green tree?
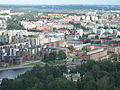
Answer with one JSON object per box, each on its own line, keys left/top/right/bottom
{"left": 29, "top": 82, "right": 44, "bottom": 90}
{"left": 96, "top": 76, "right": 109, "bottom": 90}
{"left": 84, "top": 39, "right": 93, "bottom": 44}
{"left": 58, "top": 50, "right": 67, "bottom": 60}
{"left": 84, "top": 80, "right": 97, "bottom": 90}
{"left": 7, "top": 19, "right": 25, "bottom": 30}
{"left": 48, "top": 78, "right": 77, "bottom": 90}
{"left": 82, "top": 46, "right": 91, "bottom": 51}
{"left": 95, "top": 35, "right": 99, "bottom": 39}
{"left": 42, "top": 53, "right": 49, "bottom": 62}
{"left": 68, "top": 46, "right": 74, "bottom": 52}
{"left": 49, "top": 52, "right": 57, "bottom": 61}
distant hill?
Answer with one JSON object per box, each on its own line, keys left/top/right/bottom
{"left": 0, "top": 5, "right": 120, "bottom": 10}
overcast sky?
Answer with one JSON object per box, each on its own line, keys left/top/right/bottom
{"left": 0, "top": 0, "right": 119, "bottom": 5}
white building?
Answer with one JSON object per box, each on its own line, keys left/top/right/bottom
{"left": 0, "top": 10, "right": 10, "bottom": 14}
{"left": 76, "top": 29, "right": 84, "bottom": 37}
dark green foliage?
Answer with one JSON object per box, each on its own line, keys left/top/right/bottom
{"left": 49, "top": 52, "right": 57, "bottom": 61}
{"left": 42, "top": 53, "right": 49, "bottom": 62}
{"left": 82, "top": 46, "right": 91, "bottom": 51}
{"left": 1, "top": 60, "right": 120, "bottom": 90}
{"left": 57, "top": 51, "right": 67, "bottom": 60}
{"left": 7, "top": 19, "right": 25, "bottom": 30}
{"left": 68, "top": 46, "right": 74, "bottom": 52}
{"left": 72, "top": 60, "right": 120, "bottom": 90}
{"left": 69, "top": 21, "right": 81, "bottom": 29}
{"left": 42, "top": 51, "right": 67, "bottom": 62}
{"left": 95, "top": 35, "right": 99, "bottom": 39}
{"left": 84, "top": 39, "right": 94, "bottom": 44}
{"left": 12, "top": 14, "right": 41, "bottom": 21}
{"left": 0, "top": 65, "right": 67, "bottom": 90}
{"left": 0, "top": 42, "right": 9, "bottom": 45}
{"left": 48, "top": 78, "right": 77, "bottom": 90}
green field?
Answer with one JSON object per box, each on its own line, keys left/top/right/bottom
{"left": 26, "top": 62, "right": 45, "bottom": 67}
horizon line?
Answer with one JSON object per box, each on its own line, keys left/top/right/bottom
{"left": 0, "top": 4, "right": 120, "bottom": 6}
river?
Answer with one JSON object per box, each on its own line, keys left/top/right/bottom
{"left": 0, "top": 67, "right": 32, "bottom": 80}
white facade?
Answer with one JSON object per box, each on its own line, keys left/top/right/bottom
{"left": 76, "top": 29, "right": 84, "bottom": 37}
{"left": 0, "top": 10, "right": 10, "bottom": 14}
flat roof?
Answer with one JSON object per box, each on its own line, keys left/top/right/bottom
{"left": 75, "top": 43, "right": 91, "bottom": 48}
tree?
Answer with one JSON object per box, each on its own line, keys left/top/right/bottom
{"left": 30, "top": 82, "right": 44, "bottom": 90}
{"left": 42, "top": 53, "right": 49, "bottom": 62}
{"left": 96, "top": 76, "right": 109, "bottom": 90}
{"left": 84, "top": 39, "right": 93, "bottom": 44}
{"left": 7, "top": 19, "right": 25, "bottom": 30}
{"left": 84, "top": 80, "right": 97, "bottom": 90}
{"left": 117, "top": 35, "right": 120, "bottom": 38}
{"left": 68, "top": 46, "right": 74, "bottom": 52}
{"left": 45, "top": 75, "right": 55, "bottom": 90}
{"left": 104, "top": 26, "right": 109, "bottom": 29}
{"left": 49, "top": 52, "right": 57, "bottom": 61}
{"left": 95, "top": 35, "right": 99, "bottom": 39}
{"left": 82, "top": 46, "right": 91, "bottom": 51}
{"left": 1, "top": 60, "right": 120, "bottom": 90}
{"left": 58, "top": 50, "right": 67, "bottom": 60}
{"left": 48, "top": 78, "right": 77, "bottom": 90}
{"left": 1, "top": 79, "right": 9, "bottom": 90}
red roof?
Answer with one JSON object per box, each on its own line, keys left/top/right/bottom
{"left": 100, "top": 14, "right": 109, "bottom": 17}
{"left": 53, "top": 22, "right": 59, "bottom": 24}
{"left": 59, "top": 29, "right": 68, "bottom": 32}
{"left": 67, "top": 35, "right": 76, "bottom": 38}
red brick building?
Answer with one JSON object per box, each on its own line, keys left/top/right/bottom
{"left": 80, "top": 48, "right": 108, "bottom": 60}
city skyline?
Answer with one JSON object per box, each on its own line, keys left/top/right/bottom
{"left": 0, "top": 0, "right": 119, "bottom": 5}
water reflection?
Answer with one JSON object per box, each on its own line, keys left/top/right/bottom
{"left": 0, "top": 67, "right": 32, "bottom": 79}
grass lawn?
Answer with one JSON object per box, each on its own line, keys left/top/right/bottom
{"left": 48, "top": 60, "right": 67, "bottom": 65}
{"left": 26, "top": 62, "right": 45, "bottom": 67}
{"left": 0, "top": 64, "right": 16, "bottom": 68}
{"left": 72, "top": 57, "right": 80, "bottom": 61}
